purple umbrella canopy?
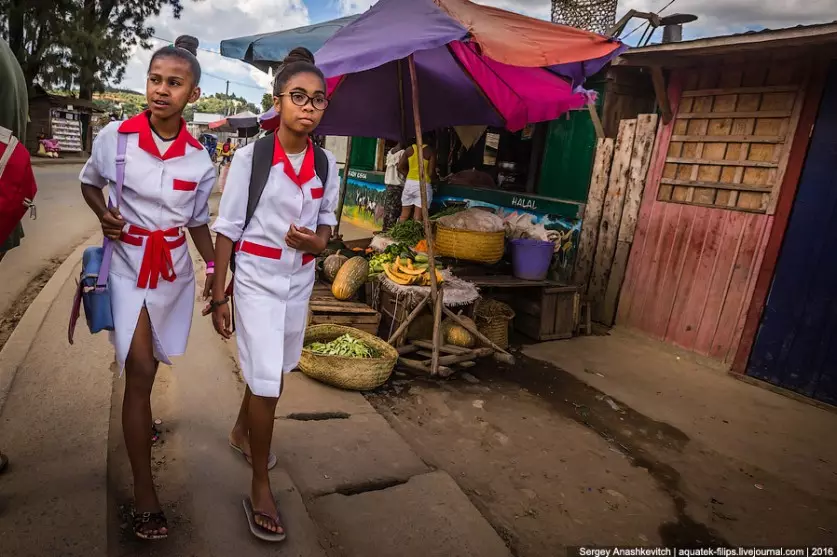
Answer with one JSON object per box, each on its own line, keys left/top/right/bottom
{"left": 308, "top": 0, "right": 625, "bottom": 139}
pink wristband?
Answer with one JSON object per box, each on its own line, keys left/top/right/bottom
{"left": 206, "top": 261, "right": 215, "bottom": 269}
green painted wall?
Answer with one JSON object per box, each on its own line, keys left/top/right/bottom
{"left": 349, "top": 136, "right": 378, "bottom": 171}
{"left": 537, "top": 82, "right": 605, "bottom": 203}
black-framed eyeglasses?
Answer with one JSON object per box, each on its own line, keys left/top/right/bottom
{"left": 279, "top": 92, "right": 329, "bottom": 111}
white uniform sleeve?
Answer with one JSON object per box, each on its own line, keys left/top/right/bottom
{"left": 317, "top": 152, "right": 340, "bottom": 228}
{"left": 187, "top": 164, "right": 216, "bottom": 228}
{"left": 211, "top": 146, "right": 251, "bottom": 242}
{"left": 78, "top": 127, "right": 110, "bottom": 188}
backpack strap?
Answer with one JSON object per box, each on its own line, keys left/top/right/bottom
{"left": 313, "top": 144, "right": 329, "bottom": 186}
{"left": 244, "top": 135, "right": 276, "bottom": 230}
{"left": 96, "top": 132, "right": 128, "bottom": 289}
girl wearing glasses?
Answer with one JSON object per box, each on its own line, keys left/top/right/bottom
{"left": 209, "top": 47, "right": 338, "bottom": 542}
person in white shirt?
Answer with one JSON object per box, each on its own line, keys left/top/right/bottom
{"left": 210, "top": 46, "right": 338, "bottom": 542}
{"left": 79, "top": 35, "right": 216, "bottom": 541}
{"left": 382, "top": 142, "right": 405, "bottom": 231}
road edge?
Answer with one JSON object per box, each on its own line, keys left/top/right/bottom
{"left": 0, "top": 234, "right": 96, "bottom": 413}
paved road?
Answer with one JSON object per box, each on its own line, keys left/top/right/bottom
{"left": 0, "top": 164, "right": 97, "bottom": 316}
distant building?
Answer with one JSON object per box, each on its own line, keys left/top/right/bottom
{"left": 188, "top": 112, "right": 225, "bottom": 138}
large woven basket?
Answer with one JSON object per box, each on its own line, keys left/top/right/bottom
{"left": 434, "top": 225, "right": 505, "bottom": 264}
{"left": 475, "top": 299, "right": 515, "bottom": 350}
{"left": 299, "top": 324, "right": 398, "bottom": 391}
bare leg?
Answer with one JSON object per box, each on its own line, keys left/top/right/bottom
{"left": 413, "top": 205, "right": 424, "bottom": 223}
{"left": 398, "top": 205, "right": 412, "bottom": 223}
{"left": 229, "top": 385, "right": 253, "bottom": 453}
{"left": 249, "top": 393, "right": 283, "bottom": 534}
{"left": 123, "top": 306, "right": 166, "bottom": 537}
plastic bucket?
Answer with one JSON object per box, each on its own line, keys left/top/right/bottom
{"left": 511, "top": 239, "right": 554, "bottom": 281}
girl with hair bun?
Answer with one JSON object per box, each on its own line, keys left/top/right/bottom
{"left": 210, "top": 46, "right": 338, "bottom": 542}
{"left": 79, "top": 34, "right": 216, "bottom": 541}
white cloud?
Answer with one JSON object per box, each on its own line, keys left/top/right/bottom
{"left": 336, "top": 0, "right": 376, "bottom": 14}
{"left": 617, "top": 0, "right": 836, "bottom": 40}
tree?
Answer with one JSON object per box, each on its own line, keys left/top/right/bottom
{"left": 0, "top": 0, "right": 71, "bottom": 88}
{"left": 261, "top": 93, "right": 273, "bottom": 113}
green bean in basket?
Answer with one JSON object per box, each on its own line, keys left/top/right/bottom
{"left": 306, "top": 334, "right": 379, "bottom": 358}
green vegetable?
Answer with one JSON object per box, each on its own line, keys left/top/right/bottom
{"left": 306, "top": 334, "right": 379, "bottom": 358}
{"left": 430, "top": 205, "right": 466, "bottom": 220}
{"left": 387, "top": 221, "right": 425, "bottom": 246}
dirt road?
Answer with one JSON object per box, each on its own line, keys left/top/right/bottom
{"left": 367, "top": 351, "right": 837, "bottom": 555}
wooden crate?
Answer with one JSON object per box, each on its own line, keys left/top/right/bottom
{"left": 308, "top": 283, "right": 381, "bottom": 336}
{"left": 460, "top": 275, "right": 579, "bottom": 342}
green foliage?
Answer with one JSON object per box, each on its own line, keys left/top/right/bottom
{"left": 261, "top": 93, "right": 273, "bottom": 112}
{"left": 1, "top": 0, "right": 184, "bottom": 99}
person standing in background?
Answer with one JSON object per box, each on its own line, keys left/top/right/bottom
{"left": 398, "top": 133, "right": 436, "bottom": 223}
{"left": 382, "top": 141, "right": 404, "bottom": 231}
{"left": 0, "top": 36, "right": 34, "bottom": 475}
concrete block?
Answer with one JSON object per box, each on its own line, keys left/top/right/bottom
{"left": 278, "top": 372, "right": 376, "bottom": 418}
{"left": 311, "top": 471, "right": 512, "bottom": 557}
{"left": 275, "top": 413, "right": 428, "bottom": 497}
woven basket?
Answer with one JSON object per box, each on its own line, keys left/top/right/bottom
{"left": 475, "top": 299, "right": 515, "bottom": 350}
{"left": 299, "top": 324, "right": 398, "bottom": 391}
{"left": 434, "top": 225, "right": 505, "bottom": 264}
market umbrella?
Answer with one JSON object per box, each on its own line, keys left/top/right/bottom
{"left": 308, "top": 0, "right": 626, "bottom": 374}
{"left": 209, "top": 111, "right": 261, "bottom": 137}
{"left": 220, "top": 16, "right": 360, "bottom": 72}
{"left": 313, "top": 0, "right": 626, "bottom": 140}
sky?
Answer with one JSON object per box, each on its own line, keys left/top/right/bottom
{"left": 117, "top": 0, "right": 836, "bottom": 107}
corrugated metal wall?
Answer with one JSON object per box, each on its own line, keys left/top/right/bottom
{"left": 617, "top": 63, "right": 809, "bottom": 364}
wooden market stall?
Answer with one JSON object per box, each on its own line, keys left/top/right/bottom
{"left": 27, "top": 86, "right": 103, "bottom": 155}
{"left": 588, "top": 23, "right": 837, "bottom": 388}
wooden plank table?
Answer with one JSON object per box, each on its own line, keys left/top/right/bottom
{"left": 308, "top": 283, "right": 381, "bottom": 335}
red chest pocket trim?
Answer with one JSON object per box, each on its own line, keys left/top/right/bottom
{"left": 302, "top": 254, "right": 315, "bottom": 265}
{"left": 310, "top": 187, "right": 324, "bottom": 200}
{"left": 173, "top": 179, "right": 198, "bottom": 191}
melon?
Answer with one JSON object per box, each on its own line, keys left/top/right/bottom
{"left": 323, "top": 254, "right": 348, "bottom": 283}
{"left": 442, "top": 317, "right": 477, "bottom": 348}
{"left": 332, "top": 257, "right": 369, "bottom": 300}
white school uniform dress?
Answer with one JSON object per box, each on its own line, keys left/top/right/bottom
{"left": 212, "top": 136, "right": 339, "bottom": 397}
{"left": 79, "top": 112, "right": 215, "bottom": 370}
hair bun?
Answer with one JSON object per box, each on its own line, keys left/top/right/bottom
{"left": 174, "top": 35, "right": 199, "bottom": 56}
{"left": 284, "top": 47, "right": 315, "bottom": 66}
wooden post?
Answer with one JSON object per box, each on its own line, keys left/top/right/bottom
{"left": 333, "top": 136, "right": 353, "bottom": 238}
{"left": 407, "top": 54, "right": 441, "bottom": 375}
{"left": 650, "top": 66, "right": 673, "bottom": 125}
{"left": 588, "top": 102, "right": 605, "bottom": 139}
{"left": 572, "top": 137, "right": 615, "bottom": 289}
{"left": 602, "top": 114, "right": 658, "bottom": 325}
{"left": 587, "top": 118, "right": 636, "bottom": 324}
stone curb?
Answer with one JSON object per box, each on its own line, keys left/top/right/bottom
{"left": 0, "top": 234, "right": 97, "bottom": 414}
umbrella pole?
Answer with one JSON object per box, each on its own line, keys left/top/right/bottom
{"left": 333, "top": 136, "right": 353, "bottom": 239}
{"left": 407, "top": 54, "right": 442, "bottom": 377}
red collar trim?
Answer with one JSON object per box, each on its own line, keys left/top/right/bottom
{"left": 118, "top": 111, "right": 202, "bottom": 160}
{"left": 272, "top": 135, "right": 315, "bottom": 187}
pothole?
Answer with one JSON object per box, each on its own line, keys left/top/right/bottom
{"left": 284, "top": 412, "right": 351, "bottom": 421}
{"left": 334, "top": 478, "right": 408, "bottom": 496}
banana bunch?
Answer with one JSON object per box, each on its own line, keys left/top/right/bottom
{"left": 382, "top": 255, "right": 444, "bottom": 287}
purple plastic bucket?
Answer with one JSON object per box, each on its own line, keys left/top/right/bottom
{"left": 511, "top": 239, "right": 554, "bottom": 281}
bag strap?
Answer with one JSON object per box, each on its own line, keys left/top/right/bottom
{"left": 96, "top": 132, "right": 128, "bottom": 288}
{"left": 243, "top": 136, "right": 329, "bottom": 232}
{"left": 0, "top": 135, "right": 19, "bottom": 178}
{"left": 313, "top": 144, "right": 329, "bottom": 187}
{"left": 244, "top": 135, "right": 275, "bottom": 230}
